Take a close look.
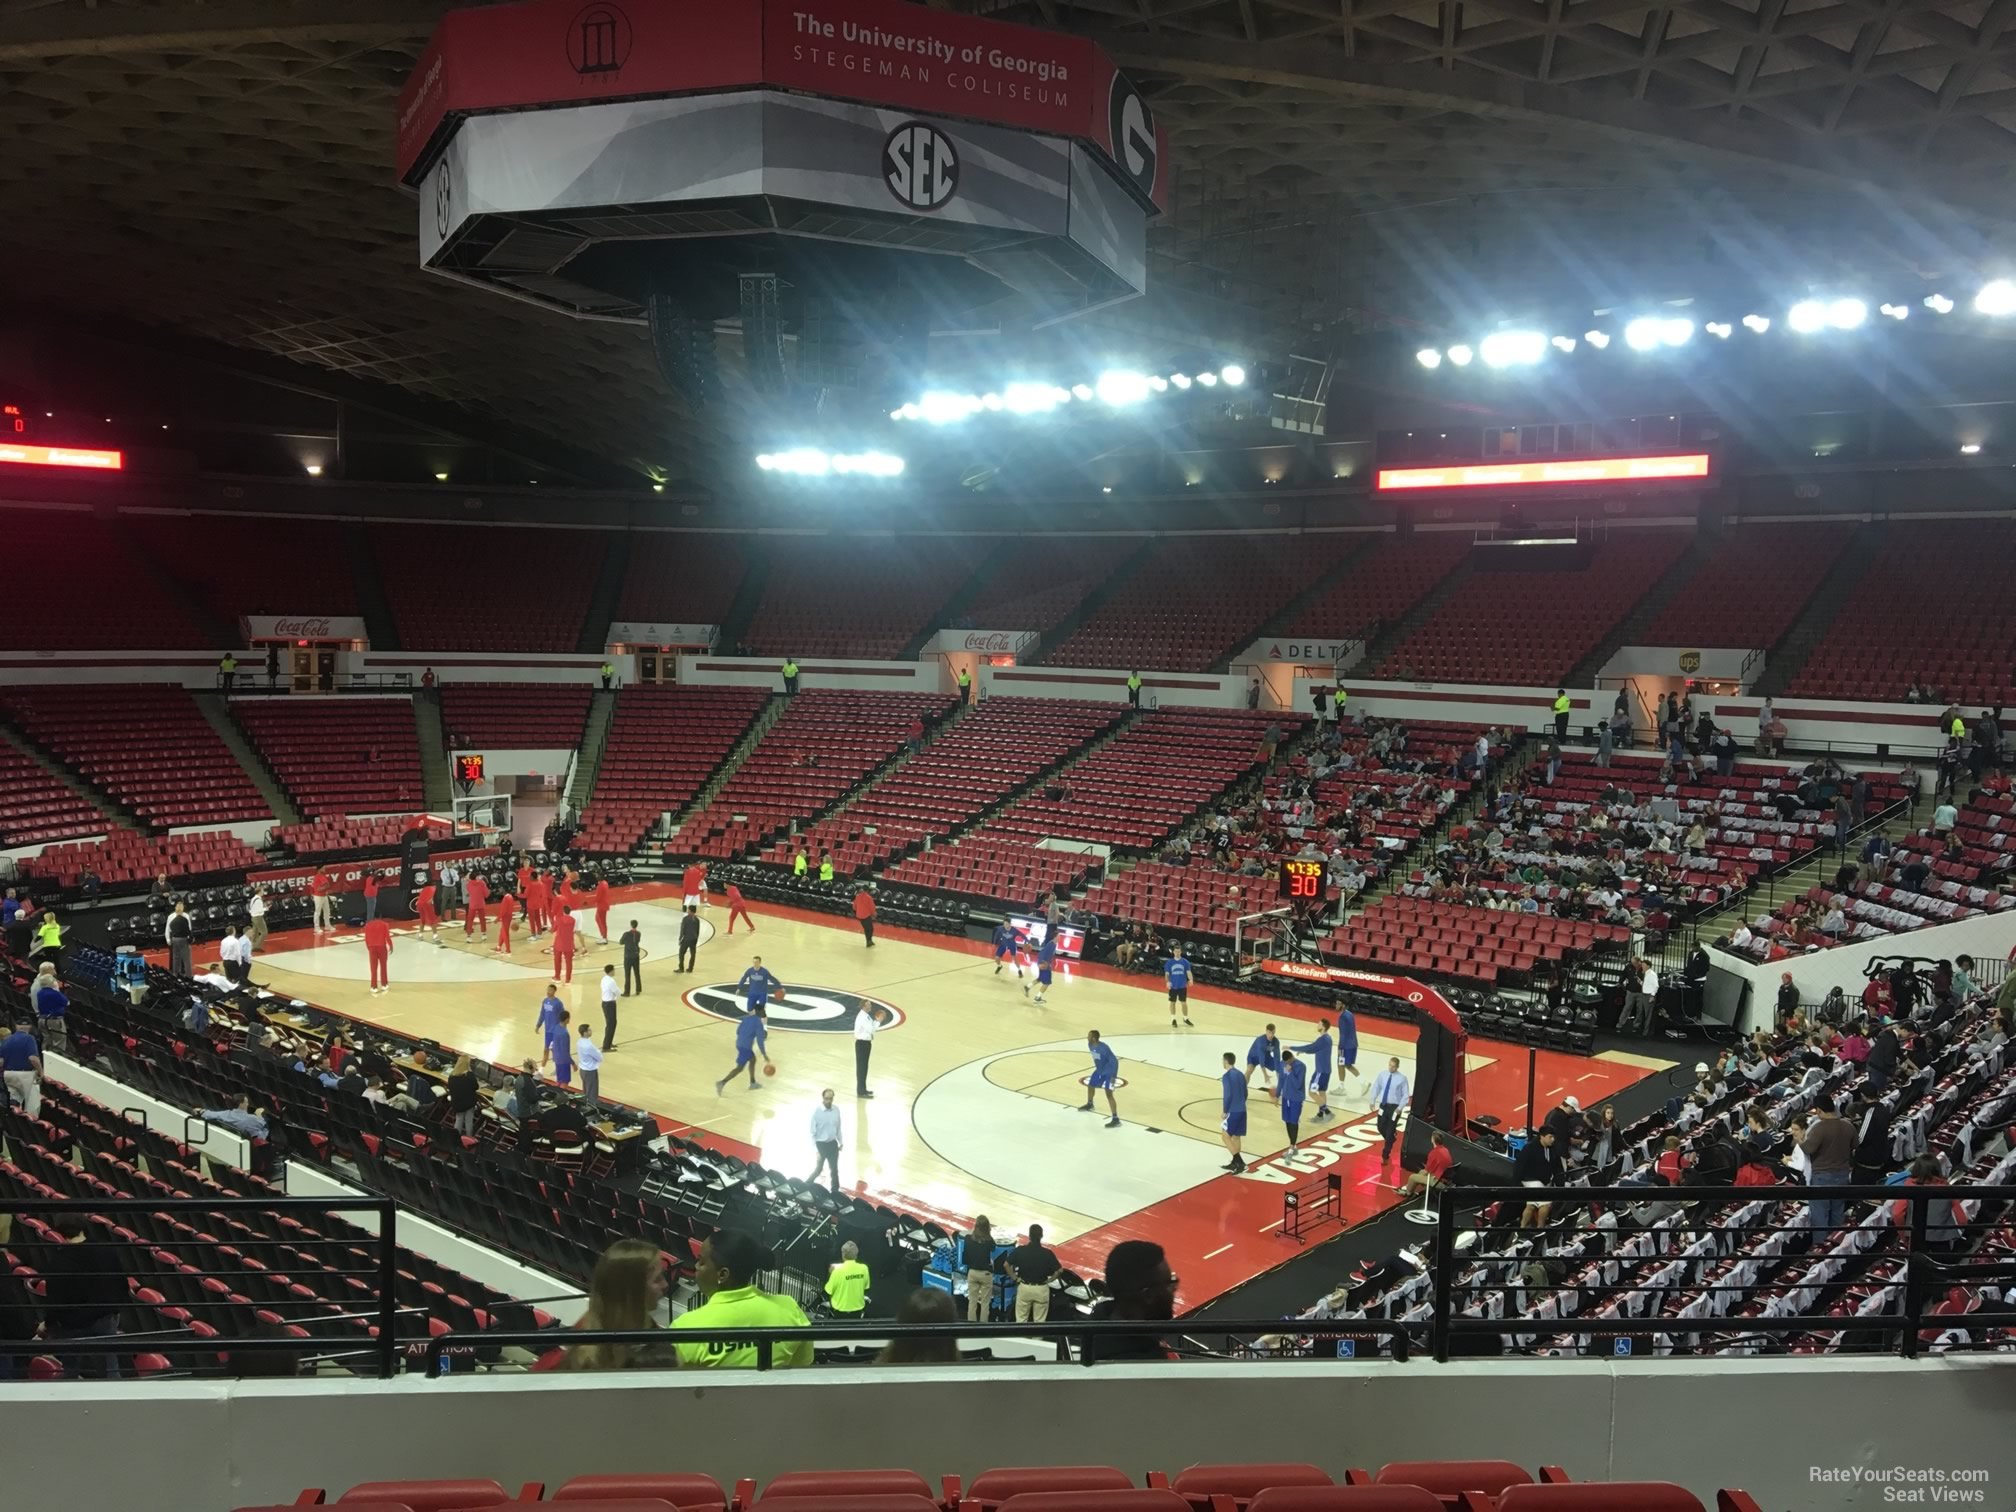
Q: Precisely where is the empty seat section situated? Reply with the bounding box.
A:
[2,684,270,828]
[273,815,454,859]
[1048,534,1358,672]
[123,513,360,627]
[578,686,769,855]
[371,524,607,652]
[438,683,594,751]
[679,690,954,858]
[233,697,424,817]
[0,507,210,647]
[1641,522,1853,649]
[1787,518,2016,702]
[613,532,748,626]
[1374,532,1688,684]
[0,741,110,847]
[20,829,265,890]
[743,536,993,659]
[1283,533,1472,642]
[960,536,1139,635]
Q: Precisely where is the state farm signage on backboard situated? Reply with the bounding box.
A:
[241,615,368,643]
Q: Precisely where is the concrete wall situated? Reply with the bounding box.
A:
[0,651,226,686]
[3,1355,2010,1509]
[1338,678,1593,732]
[1713,909,2016,1025]
[983,666,1249,708]
[1599,646,1760,682]
[354,652,611,685]
[1707,696,1963,759]
[679,656,950,694]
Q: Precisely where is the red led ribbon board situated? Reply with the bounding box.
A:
[1375,453,1712,492]
[396,0,1168,208]
[0,444,123,471]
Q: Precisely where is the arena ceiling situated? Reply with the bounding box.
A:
[2,0,2012,485]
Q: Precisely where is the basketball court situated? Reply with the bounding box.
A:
[237,886,1674,1308]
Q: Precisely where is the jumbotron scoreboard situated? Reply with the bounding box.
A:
[1279,857,1325,901]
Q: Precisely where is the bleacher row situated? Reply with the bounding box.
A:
[257,1463,1765,1511]
[1323,897,1630,989]
[2,509,2012,696]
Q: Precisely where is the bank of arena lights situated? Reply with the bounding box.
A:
[754,448,905,478]
[890,364,1246,423]
[1413,278,2016,373]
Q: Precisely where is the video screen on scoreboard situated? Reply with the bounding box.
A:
[1008,917,1086,959]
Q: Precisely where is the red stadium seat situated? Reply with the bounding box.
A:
[760,1474,938,1502]
[747,1497,941,1512]
[1368,1463,1537,1501]
[998,1492,1192,1512]
[553,1474,729,1508]
[1495,1486,1704,1512]
[335,1483,511,1510]
[1249,1492,1451,1512]
[1165,1464,1334,1509]
[962,1469,1136,1509]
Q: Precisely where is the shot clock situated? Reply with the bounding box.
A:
[454,754,486,782]
[1280,857,1326,901]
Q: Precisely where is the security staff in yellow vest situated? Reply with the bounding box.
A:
[599,660,614,689]
[1126,671,1143,707]
[1332,686,1348,722]
[32,911,62,966]
[1951,714,1967,741]
[792,850,809,878]
[818,853,835,883]
[217,653,238,690]
[1553,689,1571,742]
[957,666,973,705]
[782,658,800,695]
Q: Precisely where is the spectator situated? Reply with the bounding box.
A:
[39,1212,128,1378]
[1890,1156,1965,1253]
[1397,1129,1454,1198]
[1078,1240,1178,1363]
[1800,1096,1854,1230]
[31,966,67,1054]
[671,1230,812,1368]
[1514,1126,1564,1227]
[200,1094,268,1140]
[446,1053,481,1137]
[823,1240,870,1319]
[164,900,194,978]
[0,1019,42,1119]
[877,1288,962,1365]
[562,1238,676,1371]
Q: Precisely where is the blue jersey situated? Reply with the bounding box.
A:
[1221,1067,1248,1116]
[544,1020,572,1064]
[1289,1029,1333,1076]
[738,967,780,1007]
[1279,1061,1308,1116]
[1165,957,1191,991]
[1336,1010,1359,1065]
[534,996,564,1034]
[735,1012,769,1057]
[993,923,1016,952]
[1090,1041,1118,1079]
[1037,933,1058,965]
[1247,1034,1280,1070]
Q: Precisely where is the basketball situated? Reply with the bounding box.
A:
[762,1062,777,1078]
[771,987,785,1000]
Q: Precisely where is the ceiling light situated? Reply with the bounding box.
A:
[1879,303,1909,321]
[1788,300,1828,334]
[1550,336,1577,353]
[916,390,981,424]
[1974,279,2016,316]
[1101,486,1113,494]
[1169,374,1191,389]
[1071,383,1095,400]
[1584,330,1610,349]
[1479,330,1546,368]
[1003,382,1069,415]
[1960,443,1982,455]
[1095,369,1152,405]
[1624,317,1664,351]
[1705,322,1732,339]
[980,393,1004,411]
[1446,344,1474,367]
[1219,364,1246,386]
[651,483,664,493]
[1415,349,1443,370]
[434,471,449,481]
[1147,376,1168,392]
[1826,298,1867,329]
[1660,317,1694,346]
[1196,371,1218,386]
[303,464,323,477]
[1742,314,1771,334]
[1924,294,1954,314]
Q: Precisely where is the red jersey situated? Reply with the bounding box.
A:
[416,885,437,914]
[553,911,576,949]
[682,864,705,895]
[363,918,392,953]
[517,865,533,897]
[529,878,550,909]
[726,883,747,908]
[363,875,379,899]
[466,876,490,907]
[496,893,518,923]
[310,872,331,897]
[594,879,610,907]
[853,890,875,920]
[1424,1144,1453,1180]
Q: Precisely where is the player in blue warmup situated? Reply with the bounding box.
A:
[713,1004,772,1094]
[1219,1050,1248,1172]
[737,956,782,1009]
[1164,945,1193,1027]
[1245,1022,1282,1098]
[533,982,565,1045]
[1336,1005,1362,1089]
[1023,929,1058,1005]
[991,920,1025,978]
[1078,1029,1121,1127]
[1278,1048,1307,1149]
[1290,1017,1335,1122]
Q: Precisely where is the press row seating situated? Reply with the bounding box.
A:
[439,683,595,751]
[0,507,212,647]
[1640,522,1854,650]
[370,524,607,653]
[0,741,109,846]
[2,683,270,829]
[1049,533,1360,673]
[988,710,1307,851]
[268,1463,1762,1510]
[678,691,954,859]
[1375,532,1690,685]
[578,687,769,855]
[20,829,264,889]
[743,536,995,659]
[123,513,362,628]
[1788,518,2016,702]
[612,531,751,627]
[1284,533,1474,643]
[232,697,425,818]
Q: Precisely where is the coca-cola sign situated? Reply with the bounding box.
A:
[242,613,369,643]
[274,617,333,638]
[964,632,1014,652]
[930,627,1035,656]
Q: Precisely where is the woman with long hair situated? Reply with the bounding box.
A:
[961,1216,996,1322]
[561,1239,676,1371]
[446,1054,480,1138]
[877,1288,961,1365]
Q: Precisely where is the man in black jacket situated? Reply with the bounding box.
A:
[1515,1126,1565,1228]
[1079,1240,1178,1363]
[40,1213,128,1378]
[678,905,701,973]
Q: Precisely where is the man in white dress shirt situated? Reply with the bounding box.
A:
[810,1088,843,1190]
[853,1003,888,1100]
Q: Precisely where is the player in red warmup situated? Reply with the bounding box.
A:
[593,875,611,941]
[415,878,441,943]
[527,872,550,938]
[551,904,577,982]
[682,862,706,910]
[364,914,393,994]
[464,873,490,937]
[309,867,333,934]
[725,881,755,935]
[517,861,533,901]
[494,891,517,954]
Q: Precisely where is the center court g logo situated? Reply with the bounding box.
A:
[686,984,904,1033]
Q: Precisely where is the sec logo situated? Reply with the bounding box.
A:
[686,983,904,1034]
